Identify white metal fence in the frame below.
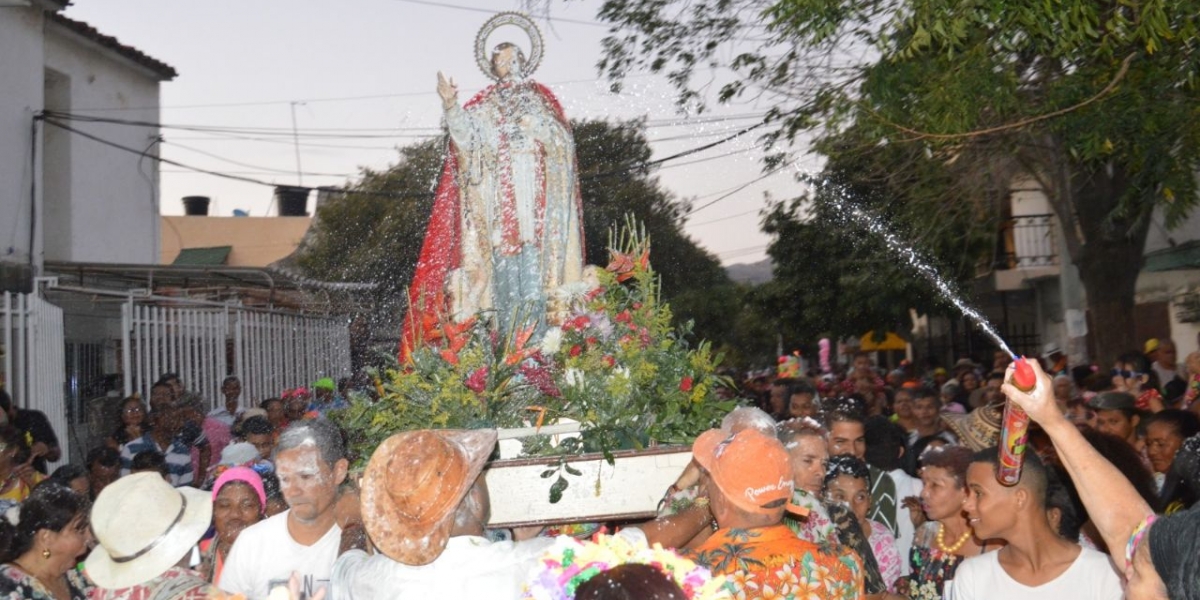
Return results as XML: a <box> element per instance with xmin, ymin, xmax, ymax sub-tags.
<box><xmin>2</xmin><ymin>289</ymin><xmax>68</xmax><ymax>471</ymax></box>
<box><xmin>235</xmin><ymin>311</ymin><xmax>351</xmax><ymax>405</ymax></box>
<box><xmin>122</xmin><ymin>300</ymin><xmax>351</xmax><ymax>409</ymax></box>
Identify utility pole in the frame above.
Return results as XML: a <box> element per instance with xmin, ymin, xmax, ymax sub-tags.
<box><xmin>289</xmin><ymin>101</ymin><xmax>305</xmax><ymax>188</ymax></box>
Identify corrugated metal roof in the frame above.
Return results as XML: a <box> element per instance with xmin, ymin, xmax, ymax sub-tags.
<box><xmin>1143</xmin><ymin>240</ymin><xmax>1200</xmax><ymax>272</ymax></box>
<box><xmin>172</xmin><ymin>246</ymin><xmax>232</xmax><ymax>266</ymax></box>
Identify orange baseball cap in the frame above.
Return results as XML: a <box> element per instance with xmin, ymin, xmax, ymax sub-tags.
<box><xmin>692</xmin><ymin>428</ymin><xmax>806</xmax><ymax>516</ymax></box>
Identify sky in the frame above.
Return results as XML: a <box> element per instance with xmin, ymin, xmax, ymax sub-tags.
<box><xmin>64</xmin><ymin>0</ymin><xmax>823</xmax><ymax>266</ymax></box>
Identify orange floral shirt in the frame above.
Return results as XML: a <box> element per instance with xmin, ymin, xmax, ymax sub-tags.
<box><xmin>682</xmin><ymin>524</ymin><xmax>865</xmax><ymax>600</ymax></box>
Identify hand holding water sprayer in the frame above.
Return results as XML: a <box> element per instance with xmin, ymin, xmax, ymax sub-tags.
<box><xmin>997</xmin><ymin>357</ymin><xmax>1056</xmax><ymax>485</ymax></box>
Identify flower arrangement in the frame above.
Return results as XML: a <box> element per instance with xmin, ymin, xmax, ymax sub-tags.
<box><xmin>333</xmin><ymin>218</ymin><xmax>736</xmax><ymax>499</ymax></box>
<box><xmin>522</xmin><ymin>533</ymin><xmax>732</xmax><ymax>600</ymax></box>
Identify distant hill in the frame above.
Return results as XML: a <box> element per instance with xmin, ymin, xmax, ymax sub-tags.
<box><xmin>725</xmin><ymin>258</ymin><xmax>773</xmax><ymax>284</ymax></box>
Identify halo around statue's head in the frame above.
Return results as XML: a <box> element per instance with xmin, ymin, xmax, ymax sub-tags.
<box><xmin>475</xmin><ymin>12</ymin><xmax>543</xmax><ymax>82</ymax></box>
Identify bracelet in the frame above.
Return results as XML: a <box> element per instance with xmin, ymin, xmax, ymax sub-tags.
<box><xmin>1125</xmin><ymin>515</ymin><xmax>1157</xmax><ymax>564</ymax></box>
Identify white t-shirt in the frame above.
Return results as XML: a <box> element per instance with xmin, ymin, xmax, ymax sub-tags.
<box><xmin>331</xmin><ymin>536</ymin><xmax>555</xmax><ymax>600</ymax></box>
<box><xmin>219</xmin><ymin>510</ymin><xmax>342</xmax><ymax>600</ymax></box>
<box><xmin>949</xmin><ymin>545</ymin><xmax>1122</xmax><ymax>600</ymax></box>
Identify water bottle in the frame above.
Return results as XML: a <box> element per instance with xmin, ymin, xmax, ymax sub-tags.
<box><xmin>997</xmin><ymin>357</ymin><xmax>1036</xmax><ymax>486</ymax></box>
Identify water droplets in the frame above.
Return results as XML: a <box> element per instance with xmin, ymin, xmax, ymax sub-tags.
<box><xmin>793</xmin><ymin>165</ymin><xmax>1016</xmax><ymax>360</ymax></box>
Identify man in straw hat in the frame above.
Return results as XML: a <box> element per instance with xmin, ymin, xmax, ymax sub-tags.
<box><xmin>87</xmin><ymin>472</ymin><xmax>214</xmax><ymax>598</ymax></box>
<box><xmin>331</xmin><ymin>428</ymin><xmax>562</xmax><ymax>599</ymax></box>
<box><xmin>221</xmin><ymin>419</ymin><xmax>360</xmax><ymax>600</ymax></box>
<box><xmin>681</xmin><ymin>427</ymin><xmax>865</xmax><ymax>599</ymax></box>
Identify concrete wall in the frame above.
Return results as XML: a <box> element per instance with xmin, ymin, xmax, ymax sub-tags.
<box><xmin>0</xmin><ymin>6</ymin><xmax>46</xmax><ymax>270</ymax></box>
<box><xmin>43</xmin><ymin>20</ymin><xmax>162</xmax><ymax>264</ymax></box>
<box><xmin>160</xmin><ymin>216</ymin><xmax>313</xmax><ymax>267</ymax></box>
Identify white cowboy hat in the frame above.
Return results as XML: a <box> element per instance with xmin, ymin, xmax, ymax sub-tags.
<box><xmin>86</xmin><ymin>472</ymin><xmax>213</xmax><ymax>589</ymax></box>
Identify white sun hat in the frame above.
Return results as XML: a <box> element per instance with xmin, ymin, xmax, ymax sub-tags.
<box><xmin>85</xmin><ymin>472</ymin><xmax>213</xmax><ymax>589</ymax></box>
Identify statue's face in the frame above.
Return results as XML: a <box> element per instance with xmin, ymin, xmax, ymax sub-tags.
<box><xmin>492</xmin><ymin>45</ymin><xmax>518</xmax><ymax>80</ymax></box>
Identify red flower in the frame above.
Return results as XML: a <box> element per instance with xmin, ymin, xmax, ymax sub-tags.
<box><xmin>519</xmin><ymin>363</ymin><xmax>561</xmax><ymax>398</ymax></box>
<box><xmin>465</xmin><ymin>367</ymin><xmax>489</xmax><ymax>393</ymax></box>
<box><xmin>680</xmin><ymin>376</ymin><xmax>694</xmax><ymax>392</ymax></box>
<box><xmin>569</xmin><ymin>345</ymin><xmax>583</xmax><ymax>357</ymax></box>
<box><xmin>564</xmin><ymin>315</ymin><xmax>591</xmax><ymax>332</ymax></box>
<box><xmin>615</xmin><ymin>310</ymin><xmax>633</xmax><ymax>324</ymax></box>
<box><xmin>584</xmin><ymin>287</ymin><xmax>605</xmax><ymax>302</ymax></box>
<box><xmin>632</xmin><ymin>302</ymin><xmax>643</xmax><ymax>310</ymax></box>
<box><xmin>602</xmin><ymin>355</ymin><xmax>616</xmax><ymax>368</ymax></box>
<box><xmin>585</xmin><ymin>336</ymin><xmax>598</xmax><ymax>346</ymax></box>
<box><xmin>440</xmin><ymin>349</ymin><xmax>459</xmax><ymax>365</ymax></box>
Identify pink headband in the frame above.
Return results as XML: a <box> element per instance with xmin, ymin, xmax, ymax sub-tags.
<box><xmin>212</xmin><ymin>466</ymin><xmax>267</xmax><ymax>513</ymax></box>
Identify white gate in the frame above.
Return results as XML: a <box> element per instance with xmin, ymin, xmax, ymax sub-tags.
<box><xmin>2</xmin><ymin>289</ymin><xmax>68</xmax><ymax>470</ymax></box>
<box><xmin>235</xmin><ymin>311</ymin><xmax>351</xmax><ymax>404</ymax></box>
<box><xmin>122</xmin><ymin>299</ymin><xmax>350</xmax><ymax>409</ymax></box>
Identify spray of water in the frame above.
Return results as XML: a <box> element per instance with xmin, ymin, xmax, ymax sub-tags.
<box><xmin>792</xmin><ymin>165</ymin><xmax>1017</xmax><ymax>360</ymax></box>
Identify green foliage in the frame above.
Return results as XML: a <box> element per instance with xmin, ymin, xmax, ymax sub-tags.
<box><xmin>594</xmin><ymin>0</ymin><xmax>1200</xmax><ymax>362</ymax></box>
<box><xmin>331</xmin><ymin>219</ymin><xmax>736</xmax><ymax>500</ymax></box>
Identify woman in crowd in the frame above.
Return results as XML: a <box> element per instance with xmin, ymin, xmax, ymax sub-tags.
<box><xmin>1142</xmin><ymin>410</ymin><xmax>1200</xmax><ymax>490</ymax></box>
<box><xmin>198</xmin><ymin>467</ymin><xmax>266</xmax><ymax>584</ymax></box>
<box><xmin>0</xmin><ymin>427</ymin><xmax>42</xmax><ymax>503</ymax></box>
<box><xmin>826</xmin><ymin>454</ymin><xmax>903</xmax><ymax>588</ymax></box>
<box><xmin>261</xmin><ymin>398</ymin><xmax>287</xmax><ymax>433</ymax></box>
<box><xmin>47</xmin><ymin>465</ymin><xmax>89</xmax><ymax>497</ymax></box>
<box><xmin>893</xmin><ymin>445</ymin><xmax>991</xmax><ymax>599</ymax></box>
<box><xmin>890</xmin><ymin>386</ymin><xmax>919</xmax><ymax>434</ymax></box>
<box><xmin>1002</xmin><ymin>358</ymin><xmax>1200</xmax><ymax>599</ymax></box>
<box><xmin>1158</xmin><ymin>434</ymin><xmax>1200</xmax><ymax>513</ymax></box>
<box><xmin>104</xmin><ymin>396</ymin><xmax>149</xmax><ymax>450</ymax></box>
<box><xmin>0</xmin><ymin>482</ymin><xmax>92</xmax><ymax>600</ymax></box>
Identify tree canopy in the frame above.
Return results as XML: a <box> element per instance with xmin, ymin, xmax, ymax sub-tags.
<box><xmin>594</xmin><ymin>0</ymin><xmax>1200</xmax><ymax>364</ymax></box>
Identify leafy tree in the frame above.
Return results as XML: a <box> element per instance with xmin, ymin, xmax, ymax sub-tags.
<box><xmin>593</xmin><ymin>0</ymin><xmax>1200</xmax><ymax>365</ymax></box>
<box><xmin>297</xmin><ymin>119</ymin><xmax>739</xmax><ymax>361</ymax></box>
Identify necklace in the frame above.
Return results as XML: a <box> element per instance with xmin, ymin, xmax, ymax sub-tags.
<box><xmin>936</xmin><ymin>522</ymin><xmax>973</xmax><ymax>554</ymax></box>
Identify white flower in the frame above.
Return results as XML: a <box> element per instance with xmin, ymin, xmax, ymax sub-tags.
<box><xmin>540</xmin><ymin>327</ymin><xmax>563</xmax><ymax>354</ymax></box>
<box><xmin>564</xmin><ymin>368</ymin><xmax>584</xmax><ymax>387</ymax></box>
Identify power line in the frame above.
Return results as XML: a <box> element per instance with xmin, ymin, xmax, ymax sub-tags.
<box><xmin>42</xmin><ymin>114</ymin><xmax>772</xmax><ymax>202</ymax></box>
<box><xmin>382</xmin><ymin>0</ymin><xmax>609</xmax><ymax>28</ymax></box>
<box><xmin>686</xmin><ymin>165</ymin><xmax>789</xmax><ymax>215</ymax></box>
<box><xmin>45</xmin><ymin>110</ymin><xmax>768</xmax><ymax>139</ymax></box>
<box><xmin>165</xmin><ymin>140</ymin><xmax>353</xmax><ymax>178</ymax></box>
<box><xmin>686</xmin><ymin>208</ymin><xmax>763</xmax><ymax>227</ymax></box>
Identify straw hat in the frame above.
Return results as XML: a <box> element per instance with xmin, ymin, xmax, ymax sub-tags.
<box><xmin>86</xmin><ymin>472</ymin><xmax>213</xmax><ymax>589</ymax></box>
<box><xmin>361</xmin><ymin>429</ymin><xmax>497</xmax><ymax>566</ymax></box>
<box><xmin>943</xmin><ymin>401</ymin><xmax>1004</xmax><ymax>451</ymax></box>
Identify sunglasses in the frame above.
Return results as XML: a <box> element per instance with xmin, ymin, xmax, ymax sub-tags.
<box><xmin>1110</xmin><ymin>369</ymin><xmax>1145</xmax><ymax>379</ymax></box>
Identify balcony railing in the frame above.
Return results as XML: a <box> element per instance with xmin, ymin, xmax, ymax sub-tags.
<box><xmin>996</xmin><ymin>214</ymin><xmax>1058</xmax><ymax>269</ymax></box>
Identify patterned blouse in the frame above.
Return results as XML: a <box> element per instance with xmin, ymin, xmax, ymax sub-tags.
<box><xmin>682</xmin><ymin>525</ymin><xmax>865</xmax><ymax>600</ymax></box>
<box><xmin>867</xmin><ymin>520</ymin><xmax>903</xmax><ymax>590</ymax></box>
<box><xmin>0</xmin><ymin>564</ymin><xmax>90</xmax><ymax>600</ymax></box>
<box><xmin>892</xmin><ymin>522</ymin><xmax>969</xmax><ymax>600</ymax></box>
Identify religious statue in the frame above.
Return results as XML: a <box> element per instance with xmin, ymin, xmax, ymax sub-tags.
<box><xmin>401</xmin><ymin>13</ymin><xmax>585</xmax><ymax>358</ymax></box>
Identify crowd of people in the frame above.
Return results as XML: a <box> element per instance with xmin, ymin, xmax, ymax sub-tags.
<box><xmin>0</xmin><ymin>336</ymin><xmax>1196</xmax><ymax>600</ymax></box>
